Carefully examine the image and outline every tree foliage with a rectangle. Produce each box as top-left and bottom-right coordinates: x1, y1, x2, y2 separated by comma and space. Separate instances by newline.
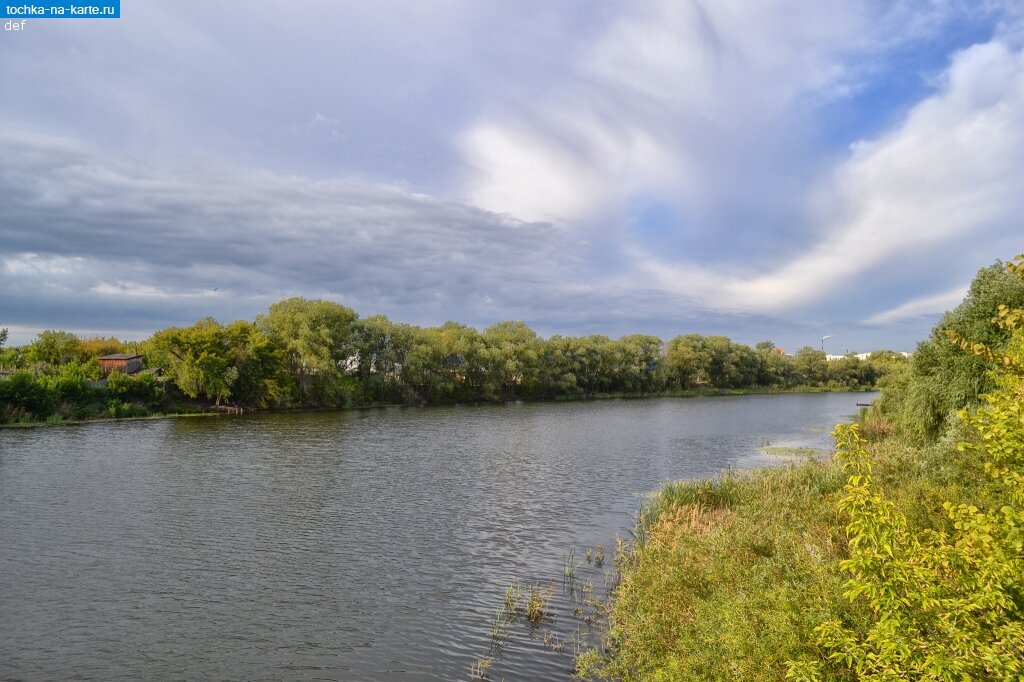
27, 330, 83, 366
1, 300, 901, 422
872, 260, 1024, 443
257, 297, 358, 406
789, 255, 1024, 681
149, 318, 238, 405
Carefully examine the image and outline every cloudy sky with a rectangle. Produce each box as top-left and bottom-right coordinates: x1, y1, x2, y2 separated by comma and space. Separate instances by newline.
2, 1, 1023, 351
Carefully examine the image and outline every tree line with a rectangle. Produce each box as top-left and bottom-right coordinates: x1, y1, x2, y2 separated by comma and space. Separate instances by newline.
0, 299, 902, 423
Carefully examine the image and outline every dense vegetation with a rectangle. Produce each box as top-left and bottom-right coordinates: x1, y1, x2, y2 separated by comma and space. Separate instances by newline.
576, 256, 1024, 681
0, 300, 898, 424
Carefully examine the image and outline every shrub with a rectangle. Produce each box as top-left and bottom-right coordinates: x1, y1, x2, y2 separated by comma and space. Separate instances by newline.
0, 371, 56, 421
106, 372, 163, 405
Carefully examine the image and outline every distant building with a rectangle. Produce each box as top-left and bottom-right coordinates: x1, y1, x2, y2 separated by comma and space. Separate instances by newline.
98, 354, 144, 375
771, 347, 787, 356
826, 351, 914, 362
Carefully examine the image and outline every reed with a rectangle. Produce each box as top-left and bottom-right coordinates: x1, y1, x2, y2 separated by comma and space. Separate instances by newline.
470, 656, 491, 679
503, 579, 522, 617
526, 582, 553, 625
563, 548, 580, 584
490, 603, 514, 642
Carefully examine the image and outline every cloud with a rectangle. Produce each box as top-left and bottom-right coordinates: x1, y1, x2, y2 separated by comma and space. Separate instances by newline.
646, 39, 1024, 313
0, 128, 812, 347
456, 0, 997, 222
3, 1, 1023, 352
0, 128, 600, 334
866, 285, 970, 324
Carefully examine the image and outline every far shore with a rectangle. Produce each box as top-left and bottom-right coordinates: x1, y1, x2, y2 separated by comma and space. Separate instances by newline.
0, 384, 876, 430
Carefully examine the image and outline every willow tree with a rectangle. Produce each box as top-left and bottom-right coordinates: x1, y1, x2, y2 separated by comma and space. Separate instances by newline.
256, 297, 359, 406
148, 318, 237, 406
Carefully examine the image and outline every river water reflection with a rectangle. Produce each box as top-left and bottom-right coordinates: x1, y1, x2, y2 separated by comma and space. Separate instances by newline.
0, 393, 872, 681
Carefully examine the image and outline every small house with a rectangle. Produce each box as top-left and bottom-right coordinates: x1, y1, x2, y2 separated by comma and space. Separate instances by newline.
98, 354, 144, 375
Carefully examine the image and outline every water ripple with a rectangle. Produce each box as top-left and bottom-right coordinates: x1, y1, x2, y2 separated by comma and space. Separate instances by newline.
0, 394, 870, 681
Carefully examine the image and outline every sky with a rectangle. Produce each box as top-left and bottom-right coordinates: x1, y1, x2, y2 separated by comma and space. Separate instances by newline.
2, 1, 1023, 353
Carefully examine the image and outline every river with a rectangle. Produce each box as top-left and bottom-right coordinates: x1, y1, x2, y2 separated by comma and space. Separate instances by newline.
0, 392, 872, 681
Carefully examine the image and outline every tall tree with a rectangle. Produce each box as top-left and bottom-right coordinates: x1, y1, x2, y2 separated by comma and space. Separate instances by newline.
793, 346, 828, 386
257, 297, 359, 406
482, 320, 541, 400
614, 334, 664, 394
149, 318, 237, 406
664, 334, 711, 388
225, 320, 287, 408
27, 330, 82, 366
350, 315, 417, 402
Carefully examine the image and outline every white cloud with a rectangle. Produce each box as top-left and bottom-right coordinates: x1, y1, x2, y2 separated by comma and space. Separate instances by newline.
866, 285, 970, 324
647, 40, 1024, 311
459, 118, 677, 223
455, 0, 974, 226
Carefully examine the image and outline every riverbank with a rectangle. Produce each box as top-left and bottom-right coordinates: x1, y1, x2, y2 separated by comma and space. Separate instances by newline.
0, 384, 875, 429
574, 419, 1001, 680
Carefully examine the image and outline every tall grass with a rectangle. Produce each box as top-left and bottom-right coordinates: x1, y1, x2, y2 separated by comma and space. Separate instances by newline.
577, 456, 868, 680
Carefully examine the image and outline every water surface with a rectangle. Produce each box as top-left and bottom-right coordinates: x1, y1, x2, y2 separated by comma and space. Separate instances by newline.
0, 393, 871, 681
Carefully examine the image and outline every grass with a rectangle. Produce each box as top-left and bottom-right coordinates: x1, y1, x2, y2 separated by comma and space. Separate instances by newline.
488, 606, 508, 642
575, 430, 977, 681
526, 583, 554, 626
563, 548, 582, 586
758, 446, 826, 458
503, 579, 522, 616
470, 656, 491, 679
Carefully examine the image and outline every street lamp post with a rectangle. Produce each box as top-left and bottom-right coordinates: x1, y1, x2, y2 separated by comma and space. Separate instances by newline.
821, 335, 832, 353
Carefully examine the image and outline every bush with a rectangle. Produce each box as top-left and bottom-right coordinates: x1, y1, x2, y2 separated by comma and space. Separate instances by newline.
0, 371, 56, 421
106, 372, 163, 405
789, 256, 1024, 681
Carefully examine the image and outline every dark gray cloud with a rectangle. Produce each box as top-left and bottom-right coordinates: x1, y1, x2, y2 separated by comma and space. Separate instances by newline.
0, 129, 576, 316
0, 129, 838, 348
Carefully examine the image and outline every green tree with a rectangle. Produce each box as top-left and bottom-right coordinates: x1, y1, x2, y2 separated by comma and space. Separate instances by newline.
257, 297, 358, 406
482, 320, 541, 400
613, 334, 664, 393
789, 418, 1024, 680
106, 371, 163, 405
78, 337, 124, 359
754, 341, 800, 387
535, 334, 619, 399
42, 360, 100, 406
350, 315, 417, 403
874, 261, 1024, 443
700, 335, 759, 388
794, 346, 828, 386
149, 318, 237, 405
402, 326, 452, 403
27, 330, 83, 366
789, 255, 1024, 681
826, 355, 874, 388
663, 334, 711, 388
222, 320, 286, 408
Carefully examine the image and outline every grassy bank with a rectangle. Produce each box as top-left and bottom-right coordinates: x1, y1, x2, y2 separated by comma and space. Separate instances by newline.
575, 256, 1024, 681
575, 422, 1004, 681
